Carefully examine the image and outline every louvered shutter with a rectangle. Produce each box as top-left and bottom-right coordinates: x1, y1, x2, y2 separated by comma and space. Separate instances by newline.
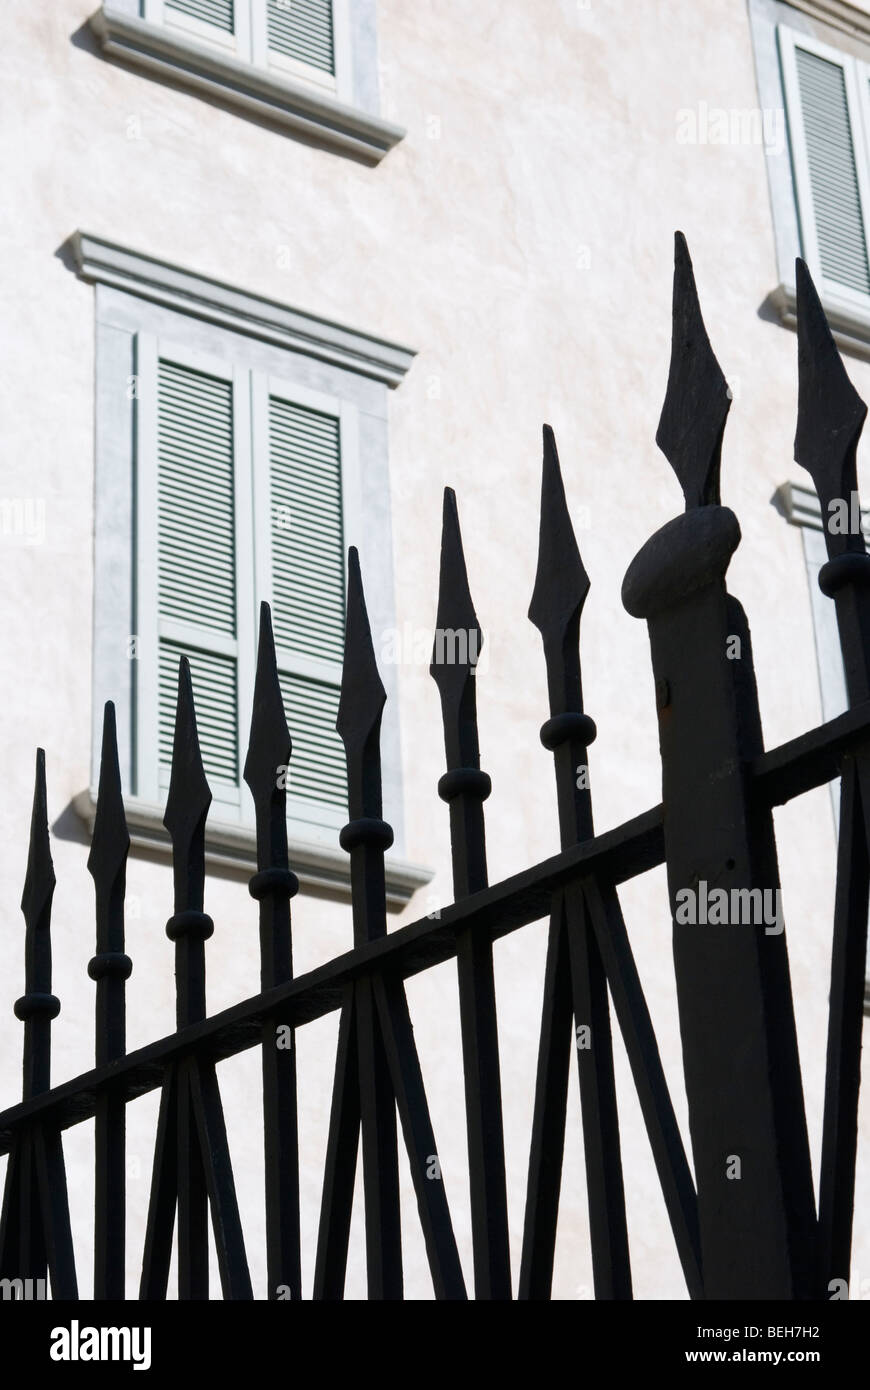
780, 29, 870, 300
146, 0, 249, 57
255, 380, 348, 821
278, 671, 346, 810
269, 398, 345, 663
165, 0, 236, 32
264, 0, 336, 82
155, 357, 241, 797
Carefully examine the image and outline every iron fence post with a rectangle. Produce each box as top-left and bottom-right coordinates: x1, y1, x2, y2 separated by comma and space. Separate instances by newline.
621, 234, 817, 1299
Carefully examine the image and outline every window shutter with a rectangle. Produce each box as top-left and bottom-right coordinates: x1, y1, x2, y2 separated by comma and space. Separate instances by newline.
266, 0, 335, 77
786, 40, 870, 296
267, 393, 347, 815
269, 398, 344, 663
165, 0, 236, 33
278, 672, 347, 810
159, 642, 239, 781
157, 359, 239, 788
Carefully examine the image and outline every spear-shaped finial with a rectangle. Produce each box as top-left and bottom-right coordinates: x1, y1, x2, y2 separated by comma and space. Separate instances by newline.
336, 547, 388, 825
528, 426, 596, 847
244, 602, 293, 873
88, 705, 130, 932
17, 748, 60, 1098
529, 425, 590, 718
243, 603, 301, 1301
88, 702, 131, 1300
656, 232, 731, 510
430, 487, 485, 774
795, 257, 868, 541
21, 748, 56, 942
164, 657, 212, 916
163, 657, 214, 1027
336, 548, 393, 947
88, 701, 131, 1066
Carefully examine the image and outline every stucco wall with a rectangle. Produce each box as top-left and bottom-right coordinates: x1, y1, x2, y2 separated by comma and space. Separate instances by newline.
0, 0, 867, 1299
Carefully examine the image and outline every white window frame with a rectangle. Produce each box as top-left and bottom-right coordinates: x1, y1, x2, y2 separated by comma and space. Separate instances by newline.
778, 25, 870, 320
76, 231, 427, 902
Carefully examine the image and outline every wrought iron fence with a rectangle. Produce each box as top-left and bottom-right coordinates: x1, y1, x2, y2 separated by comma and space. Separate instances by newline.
0, 235, 867, 1300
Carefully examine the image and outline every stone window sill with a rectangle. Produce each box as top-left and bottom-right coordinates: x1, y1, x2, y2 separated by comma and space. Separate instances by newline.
89, 5, 405, 164
768, 280, 870, 363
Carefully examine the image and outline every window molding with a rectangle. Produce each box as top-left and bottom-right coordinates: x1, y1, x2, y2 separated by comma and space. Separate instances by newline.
71, 231, 416, 388
75, 230, 425, 902
767, 280, 870, 360
776, 0, 870, 44
88, 2, 404, 164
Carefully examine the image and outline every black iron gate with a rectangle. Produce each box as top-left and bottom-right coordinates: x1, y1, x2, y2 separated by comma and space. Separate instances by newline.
0, 236, 866, 1300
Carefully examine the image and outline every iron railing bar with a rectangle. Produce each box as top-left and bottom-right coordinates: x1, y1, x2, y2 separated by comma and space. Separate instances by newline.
817, 755, 870, 1295
89, 701, 131, 1301
244, 603, 301, 1302
138, 1063, 179, 1301
312, 983, 360, 1300
524, 426, 632, 1301
581, 878, 703, 1298
336, 547, 404, 1299
34, 1126, 78, 1299
431, 486, 510, 1301
188, 1058, 254, 1300
355, 974, 403, 1298
563, 883, 631, 1299
517, 892, 576, 1299
372, 973, 468, 1299
751, 700, 870, 805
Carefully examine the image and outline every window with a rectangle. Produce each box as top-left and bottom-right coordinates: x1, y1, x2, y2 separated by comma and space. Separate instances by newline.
779, 27, 870, 312
90, 0, 404, 164
749, 0, 870, 351
72, 231, 430, 906
135, 336, 351, 832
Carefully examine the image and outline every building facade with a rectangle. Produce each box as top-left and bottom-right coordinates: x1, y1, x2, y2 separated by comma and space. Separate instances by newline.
0, 0, 868, 1297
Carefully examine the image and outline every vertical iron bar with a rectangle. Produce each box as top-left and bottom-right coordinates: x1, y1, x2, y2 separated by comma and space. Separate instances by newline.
522, 428, 631, 1299
244, 602, 301, 1301
17, 750, 60, 1103
313, 984, 361, 1300
793, 260, 870, 1294
164, 657, 215, 1300
88, 701, 132, 1300
818, 757, 870, 1293
337, 547, 403, 1298
518, 894, 574, 1299
430, 487, 511, 1299
8, 751, 78, 1297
